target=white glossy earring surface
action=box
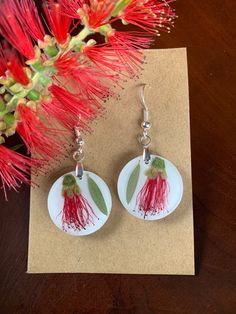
[117,155,183,220]
[48,171,112,236]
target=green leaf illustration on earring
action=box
[88,175,108,215]
[126,162,140,204]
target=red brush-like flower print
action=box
[61,174,97,231]
[0,0,35,59]
[119,0,176,34]
[136,157,169,219]
[0,145,43,200]
[43,0,72,45]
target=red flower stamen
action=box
[43,0,72,45]
[0,145,43,200]
[61,174,98,231]
[0,42,7,77]
[6,49,30,86]
[41,99,91,133]
[120,0,176,34]
[13,0,46,42]
[48,84,98,123]
[81,0,116,29]
[54,52,113,107]
[136,174,169,219]
[107,30,153,77]
[60,0,115,28]
[58,0,82,18]
[0,0,35,59]
[62,191,97,231]
[82,44,129,76]
[16,104,65,160]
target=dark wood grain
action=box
[0,1,236,313]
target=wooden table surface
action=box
[0,1,235,313]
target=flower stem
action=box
[66,26,92,52]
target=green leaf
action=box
[126,163,140,204]
[88,176,108,216]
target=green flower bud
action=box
[0,100,5,112]
[45,45,58,58]
[27,90,40,101]
[31,60,44,72]
[4,113,15,126]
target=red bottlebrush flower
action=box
[61,174,97,231]
[42,99,91,133]
[106,30,153,77]
[54,52,113,107]
[44,84,97,130]
[0,43,7,77]
[16,104,65,160]
[0,0,35,59]
[81,0,116,29]
[0,145,43,200]
[58,0,82,19]
[13,0,46,42]
[82,44,128,76]
[60,0,115,28]
[136,157,169,218]
[6,49,30,86]
[120,0,176,34]
[43,0,72,45]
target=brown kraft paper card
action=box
[27,48,194,274]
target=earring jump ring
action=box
[139,134,151,148]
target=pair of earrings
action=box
[47,85,183,236]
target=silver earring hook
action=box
[138,84,151,164]
[73,124,84,179]
[139,84,149,122]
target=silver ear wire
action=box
[73,125,84,179]
[138,84,151,164]
[139,84,149,122]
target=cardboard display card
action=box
[28,48,194,274]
